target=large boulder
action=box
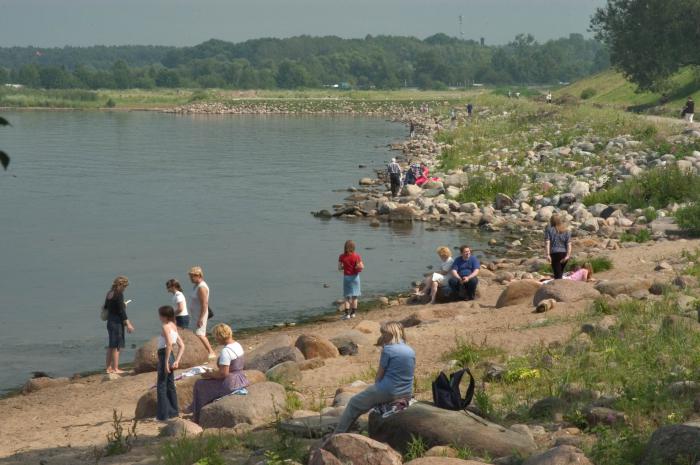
[295,335,339,359]
[369,402,536,457]
[22,376,70,394]
[199,381,286,428]
[496,280,542,308]
[245,335,305,372]
[330,330,375,349]
[323,433,402,465]
[134,370,264,419]
[266,361,302,385]
[522,445,593,465]
[389,206,416,222]
[639,421,700,465]
[133,329,210,374]
[405,459,485,465]
[309,448,344,465]
[533,280,600,306]
[594,278,652,297]
[160,418,203,437]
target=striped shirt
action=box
[387,161,402,175]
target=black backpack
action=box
[431,368,475,411]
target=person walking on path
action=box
[448,245,480,301]
[387,158,402,197]
[338,240,364,320]
[546,92,553,104]
[466,103,473,117]
[188,266,216,358]
[333,322,415,434]
[155,305,185,421]
[166,278,189,329]
[545,214,572,279]
[682,97,695,123]
[189,323,249,424]
[104,276,135,374]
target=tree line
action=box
[0,34,608,90]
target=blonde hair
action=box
[379,321,405,346]
[188,266,204,278]
[212,323,233,343]
[583,262,594,281]
[111,275,129,292]
[436,246,451,259]
[550,214,568,234]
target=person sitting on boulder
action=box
[189,323,249,424]
[404,162,420,185]
[415,162,430,187]
[333,321,415,434]
[448,245,480,301]
[419,246,454,304]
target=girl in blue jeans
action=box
[333,321,415,433]
[156,305,185,421]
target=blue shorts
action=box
[176,315,190,329]
[343,274,361,298]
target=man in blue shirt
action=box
[449,245,480,300]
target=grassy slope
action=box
[557,68,700,115]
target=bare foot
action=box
[208,353,217,359]
[113,369,126,374]
[105,368,114,374]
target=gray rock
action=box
[584,406,627,427]
[533,280,600,306]
[265,361,302,386]
[403,184,423,197]
[640,421,700,465]
[279,415,340,438]
[522,445,593,465]
[199,381,286,428]
[495,280,541,308]
[494,193,514,210]
[594,278,652,297]
[369,402,536,457]
[245,344,304,372]
[529,397,568,421]
[160,418,203,437]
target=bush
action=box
[105,98,116,108]
[619,229,652,243]
[676,202,700,234]
[457,175,523,204]
[583,166,700,210]
[580,88,597,100]
[161,434,239,465]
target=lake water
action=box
[0,111,484,393]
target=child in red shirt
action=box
[338,240,364,320]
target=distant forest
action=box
[0,34,608,90]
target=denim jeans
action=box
[334,384,398,433]
[176,315,190,329]
[156,349,179,420]
[448,276,479,300]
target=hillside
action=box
[557,68,700,115]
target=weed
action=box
[444,336,505,368]
[403,434,428,461]
[619,229,652,243]
[473,389,493,418]
[457,175,523,204]
[676,203,700,235]
[643,207,658,222]
[160,434,239,465]
[285,390,303,415]
[104,409,138,456]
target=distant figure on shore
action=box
[420,246,454,304]
[333,322,415,434]
[507,90,512,98]
[403,162,418,185]
[449,245,480,301]
[155,305,185,421]
[188,266,216,358]
[546,92,553,104]
[545,214,572,279]
[339,240,364,320]
[409,120,416,138]
[515,91,521,99]
[166,279,189,328]
[564,262,593,282]
[104,276,135,374]
[190,323,249,424]
[466,103,473,117]
[387,158,402,197]
[682,97,695,123]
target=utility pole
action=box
[459,15,464,40]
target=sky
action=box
[0,0,607,48]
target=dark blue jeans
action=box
[156,349,179,421]
[449,276,479,300]
[176,315,190,329]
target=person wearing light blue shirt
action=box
[333,321,415,433]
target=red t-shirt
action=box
[339,252,362,276]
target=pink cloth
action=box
[565,269,588,282]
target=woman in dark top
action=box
[545,214,572,279]
[104,276,135,374]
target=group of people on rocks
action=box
[386,158,440,197]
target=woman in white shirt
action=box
[420,246,455,305]
[166,279,189,329]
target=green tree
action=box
[17,64,40,87]
[591,0,700,90]
[155,69,180,87]
[276,60,312,88]
[111,60,132,89]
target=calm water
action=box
[0,111,484,393]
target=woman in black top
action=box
[104,276,135,374]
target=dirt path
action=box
[1,238,697,465]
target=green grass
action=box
[456,175,523,204]
[160,434,241,465]
[583,166,700,210]
[619,229,652,243]
[539,256,613,275]
[403,434,428,461]
[444,337,505,368]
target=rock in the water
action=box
[295,334,339,359]
[389,205,416,222]
[199,381,286,428]
[522,445,593,465]
[133,329,210,374]
[160,418,203,437]
[324,433,402,465]
[245,340,305,372]
[640,421,700,465]
[266,361,302,385]
[22,376,70,394]
[594,278,652,297]
[369,402,536,457]
[533,280,600,306]
[496,280,542,308]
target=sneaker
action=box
[342,314,351,320]
[350,313,356,319]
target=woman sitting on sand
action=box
[190,323,249,424]
[155,305,185,421]
[104,276,135,374]
[564,262,594,282]
[419,246,454,304]
[333,321,415,434]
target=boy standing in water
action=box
[338,240,364,320]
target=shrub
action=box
[161,434,238,465]
[619,229,652,243]
[403,435,428,461]
[444,337,504,368]
[676,202,700,234]
[457,175,523,204]
[105,98,116,108]
[580,88,597,100]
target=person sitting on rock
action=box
[403,164,418,185]
[189,323,249,424]
[415,162,429,187]
[419,246,454,304]
[333,321,415,434]
[448,245,480,301]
